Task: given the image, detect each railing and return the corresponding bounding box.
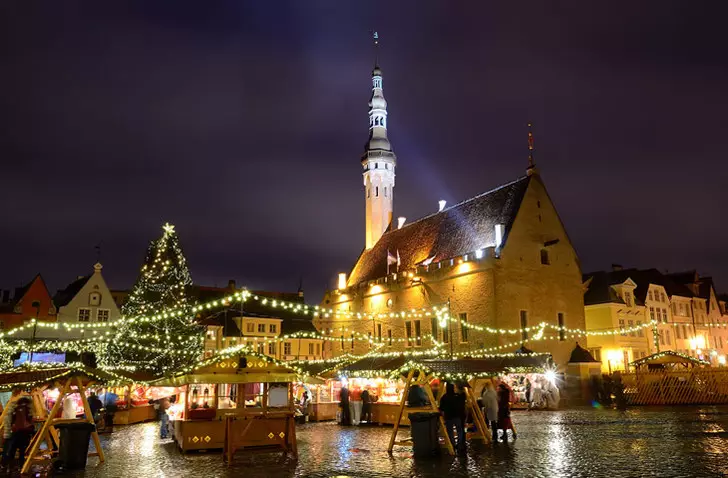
[621,369,728,405]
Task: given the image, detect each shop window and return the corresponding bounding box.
[520,311,528,341]
[459,313,468,343]
[557,313,565,341]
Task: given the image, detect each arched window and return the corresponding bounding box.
[376,186,379,197]
[367,188,370,198]
[384,187,387,197]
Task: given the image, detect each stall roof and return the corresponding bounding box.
[417,355,551,377]
[339,355,420,377]
[151,347,300,386]
[0,365,127,391]
[630,351,710,367]
[289,355,357,379]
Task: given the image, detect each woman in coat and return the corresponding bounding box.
[480,381,499,442]
[497,383,517,442]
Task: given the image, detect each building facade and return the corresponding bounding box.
[584,267,728,373]
[317,53,586,367]
[0,274,56,331]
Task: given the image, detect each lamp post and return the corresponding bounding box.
[29,303,40,363]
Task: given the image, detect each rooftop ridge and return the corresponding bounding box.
[382,175,529,236]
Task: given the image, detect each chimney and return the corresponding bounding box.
[397,217,406,229]
[438,200,447,212]
[227,279,236,290]
[612,264,623,271]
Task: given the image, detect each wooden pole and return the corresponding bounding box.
[76,376,105,463]
[22,377,71,475]
[387,369,415,453]
[421,375,454,456]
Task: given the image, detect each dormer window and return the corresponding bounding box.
[624,291,633,307]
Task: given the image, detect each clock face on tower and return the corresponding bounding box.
[89,292,101,306]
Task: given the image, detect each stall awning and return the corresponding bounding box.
[630,351,710,368]
[339,355,413,378]
[415,355,551,377]
[0,365,127,391]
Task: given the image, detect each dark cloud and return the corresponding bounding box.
[1,1,726,299]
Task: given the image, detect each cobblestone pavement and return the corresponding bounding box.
[54,406,728,478]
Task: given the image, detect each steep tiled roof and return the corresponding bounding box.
[583,268,695,306]
[54,276,92,307]
[0,274,46,314]
[348,176,531,286]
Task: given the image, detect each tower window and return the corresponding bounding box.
[376,187,379,197]
[385,164,388,170]
[367,188,370,198]
[375,163,378,169]
[384,187,387,197]
[520,311,528,341]
[540,249,550,265]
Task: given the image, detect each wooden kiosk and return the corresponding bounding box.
[153,348,299,461]
[0,366,114,475]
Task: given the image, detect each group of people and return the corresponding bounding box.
[438,380,517,452]
[1,393,35,473]
[338,385,376,426]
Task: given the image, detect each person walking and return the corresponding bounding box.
[159,396,171,439]
[2,396,35,473]
[497,383,516,442]
[481,381,499,442]
[88,393,103,424]
[439,383,466,452]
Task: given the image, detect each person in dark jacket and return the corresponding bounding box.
[497,383,517,442]
[438,383,466,452]
[88,393,103,423]
[339,386,351,426]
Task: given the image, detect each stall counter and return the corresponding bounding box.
[113,404,157,425]
[370,402,434,426]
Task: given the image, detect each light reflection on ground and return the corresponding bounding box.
[58,406,728,478]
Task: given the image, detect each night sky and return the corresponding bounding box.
[2,2,727,301]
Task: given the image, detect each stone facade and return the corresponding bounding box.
[318,173,586,367]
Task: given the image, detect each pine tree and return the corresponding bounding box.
[105,223,202,375]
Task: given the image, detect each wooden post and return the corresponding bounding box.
[421,375,454,456]
[76,376,105,463]
[387,369,415,453]
[465,387,491,444]
[22,377,71,475]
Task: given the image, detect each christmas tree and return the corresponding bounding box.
[105,223,202,375]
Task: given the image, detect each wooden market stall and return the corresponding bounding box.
[387,355,555,455]
[96,371,162,426]
[291,357,354,422]
[630,350,710,371]
[152,348,299,461]
[0,365,117,475]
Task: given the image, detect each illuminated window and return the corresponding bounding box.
[268,342,275,355]
[649,307,655,322]
[78,308,91,322]
[415,320,422,346]
[269,324,277,334]
[619,319,626,336]
[637,320,644,337]
[257,324,265,333]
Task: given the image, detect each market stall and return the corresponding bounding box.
[0,365,118,474]
[339,355,430,426]
[152,347,299,459]
[291,358,353,422]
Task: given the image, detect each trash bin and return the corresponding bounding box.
[55,421,96,470]
[408,412,440,457]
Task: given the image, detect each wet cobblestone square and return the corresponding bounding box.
[63,407,728,478]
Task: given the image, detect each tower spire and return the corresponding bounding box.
[361,32,397,250]
[527,122,537,175]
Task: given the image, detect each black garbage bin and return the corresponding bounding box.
[55,421,96,470]
[408,412,440,457]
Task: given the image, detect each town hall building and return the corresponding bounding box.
[316,46,587,367]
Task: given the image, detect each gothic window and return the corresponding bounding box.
[376,186,379,197]
[384,187,387,197]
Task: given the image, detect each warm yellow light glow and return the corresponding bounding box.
[338,273,347,290]
[718,355,726,365]
[605,349,623,362]
[370,285,383,294]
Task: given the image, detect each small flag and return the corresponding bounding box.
[420,255,436,266]
[396,249,401,268]
[387,250,397,266]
